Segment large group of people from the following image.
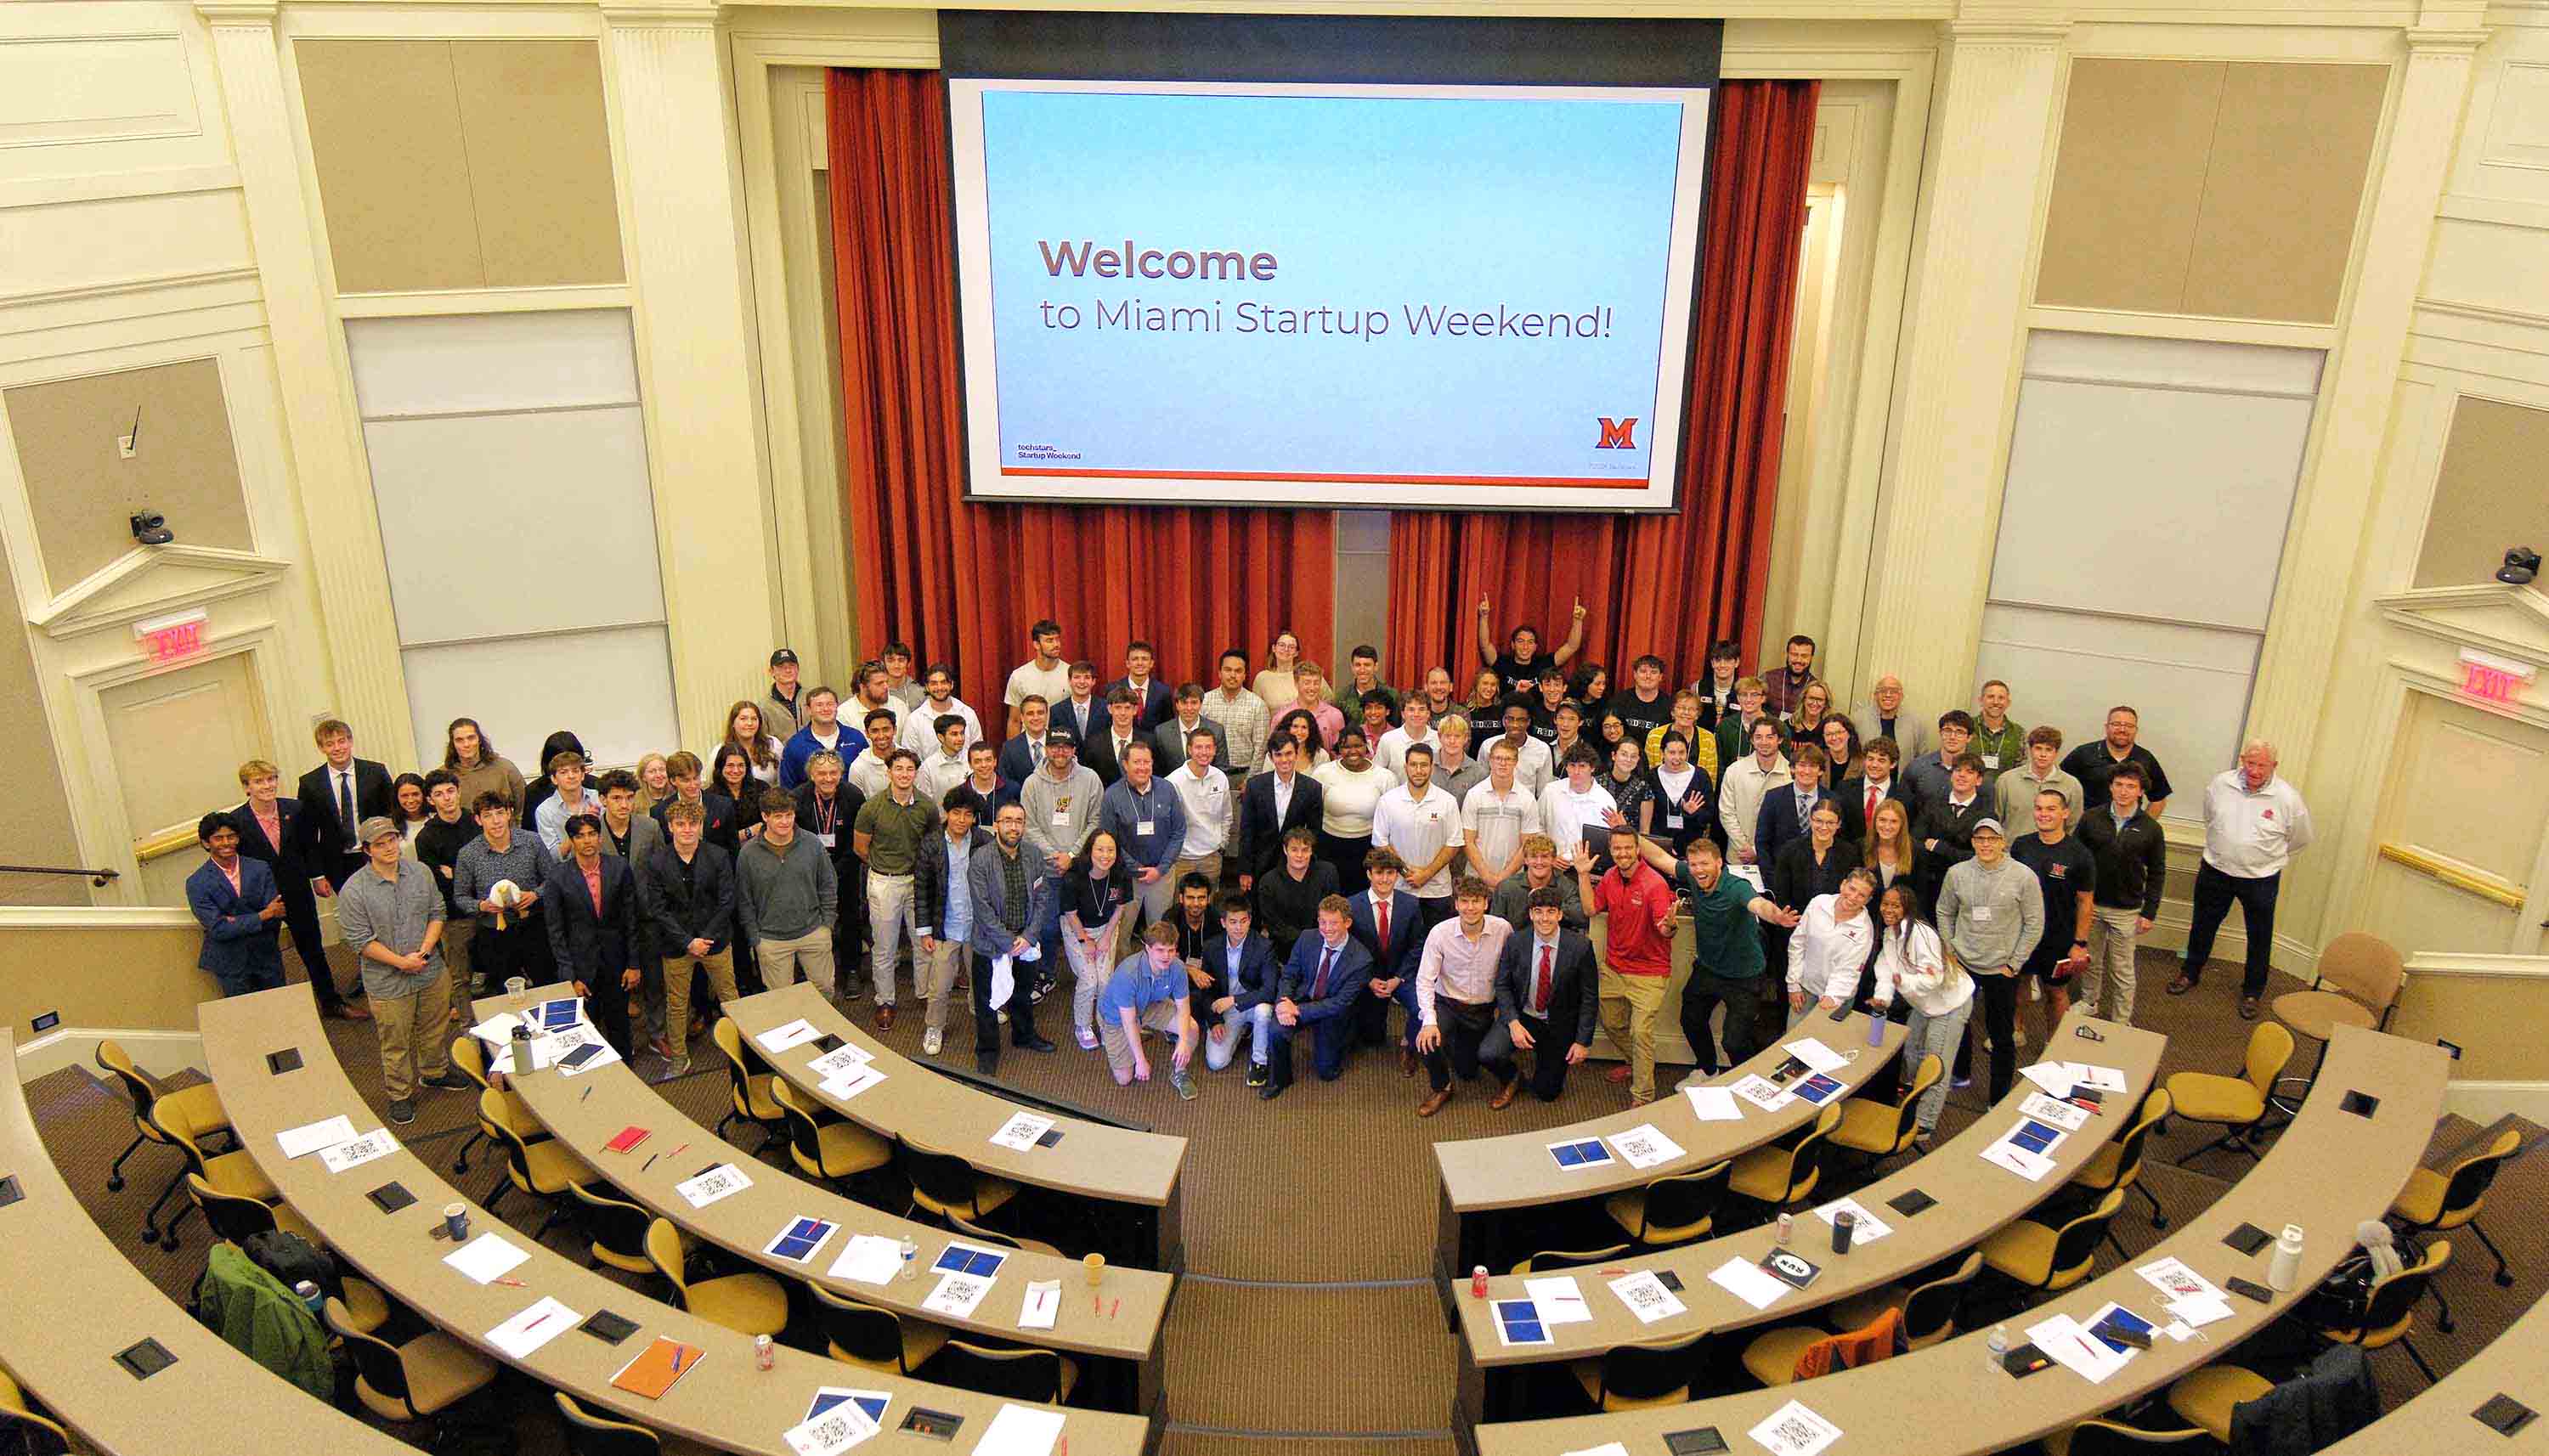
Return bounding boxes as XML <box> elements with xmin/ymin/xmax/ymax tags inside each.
<box><xmin>184</xmin><ymin>614</ymin><xmax>2315</xmax><ymax>1126</ymax></box>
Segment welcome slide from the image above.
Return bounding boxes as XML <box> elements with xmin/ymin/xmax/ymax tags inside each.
<box><xmin>948</xmin><ymin>81</ymin><xmax>1711</xmax><ymax>511</ymax></box>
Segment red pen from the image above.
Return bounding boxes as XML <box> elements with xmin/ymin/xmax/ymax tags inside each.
<box><xmin>667</xmin><ymin>1143</ymin><xmax>690</xmax><ymax>1161</ymax></box>
<box><xmin>493</xmin><ymin>1278</ymin><xmax>527</xmax><ymax>1288</ymax></box>
<box><xmin>1092</xmin><ymin>1294</ymin><xmax>1100</xmax><ymax>1315</ymax></box>
<box><xmin>1109</xmin><ymin>1297</ymin><xmax>1119</xmax><ymax>1318</ymax></box>
<box><xmin>520</xmin><ymin>1311</ymin><xmax>553</xmax><ymax>1334</ymax></box>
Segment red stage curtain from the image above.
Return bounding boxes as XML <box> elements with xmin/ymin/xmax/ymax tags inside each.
<box><xmin>827</xmin><ymin>67</ymin><xmax>1335</xmax><ymax>709</ymax></box>
<box><xmin>1384</xmin><ymin>79</ymin><xmax>1820</xmax><ymax>692</ymax></box>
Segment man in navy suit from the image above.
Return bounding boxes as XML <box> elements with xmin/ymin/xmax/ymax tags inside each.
<box><xmin>1753</xmin><ymin>745</ymin><xmax>1833</xmax><ymax>870</ymax></box>
<box><xmin>1080</xmin><ymin>688</ymin><xmax>1148</xmax><ymax>789</ymax></box>
<box><xmin>1199</xmin><ymin>894</ymin><xmax>1282</xmax><ymax>1081</ymax></box>
<box><xmin>1348</xmin><ymin>849</ymin><xmax>1426</xmax><ymax>1074</ymax></box>
<box><xmin>998</xmin><ymin>695</ymin><xmax>1054</xmax><ymax>785</ymax></box>
<box><xmin>187</xmin><ymin>812</ymin><xmax>286</xmax><ymax>996</ymax></box>
<box><xmin>1483</xmin><ymin>888</ymin><xmax>1601</xmax><ymax>1107</ymax></box>
<box><xmin>1102</xmin><ymin>641</ymin><xmax>1177</xmax><ymax>731</ymax></box>
<box><xmin>226</xmin><ymin>758</ymin><xmax>355</xmax><ymax>1018</ymax></box>
<box><xmin>1262</xmin><ymin>894</ymin><xmax>1371</xmax><ymax>1098</ymax></box>
<box><xmin>293</xmin><ymin>718</ymin><xmax>394</xmax><ymax>893</ymax></box>
<box><xmin>544</xmin><ymin>813</ymin><xmax>645</xmax><ymax>1057</ymax></box>
<box><xmin>1237</xmin><ymin>736</ymin><xmax>1323</xmax><ymax>890</ymax></box>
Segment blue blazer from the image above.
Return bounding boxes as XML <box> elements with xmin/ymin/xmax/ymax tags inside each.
<box><xmin>1347</xmin><ymin>889</ymin><xmax>1424</xmax><ymax>986</ymax></box>
<box><xmin>1754</xmin><ymin>783</ymin><xmax>1831</xmax><ymax>870</ymax></box>
<box><xmin>1278</xmin><ymin>934</ymin><xmax>1372</xmax><ymax>1023</ymax></box>
<box><xmin>189</xmin><ymin>857</ymin><xmax>284</xmax><ymax>979</ymax></box>
<box><xmin>1102</xmin><ymin>677</ymin><xmax>1176</xmax><ymax>732</ymax></box>
<box><xmin>1205</xmin><ymin>931</ymin><xmax>1282</xmax><ymax>1013</ymax></box>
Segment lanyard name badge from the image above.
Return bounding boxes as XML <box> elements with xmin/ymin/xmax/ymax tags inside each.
<box><xmin>811</xmin><ymin>795</ymin><xmax>839</xmax><ymax>849</ymax></box>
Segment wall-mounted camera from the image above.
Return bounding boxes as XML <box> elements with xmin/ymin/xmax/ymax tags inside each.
<box><xmin>2498</xmin><ymin>547</ymin><xmax>2541</xmax><ymax>588</ymax></box>
<box><xmin>129</xmin><ymin>511</ymin><xmax>173</xmax><ymax>547</ymax></box>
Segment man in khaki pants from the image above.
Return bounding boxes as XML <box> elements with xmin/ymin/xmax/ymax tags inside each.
<box><xmin>641</xmin><ymin>801</ymin><xmax>739</xmax><ymax>1077</ymax></box>
<box><xmin>336</xmin><ymin>816</ymin><xmax>466</xmax><ymax>1125</ymax></box>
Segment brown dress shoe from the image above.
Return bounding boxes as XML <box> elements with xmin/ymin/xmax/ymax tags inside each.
<box><xmin>1489</xmin><ymin>1080</ymin><xmax>1520</xmax><ymax>1111</ymax></box>
<box><xmin>1416</xmin><ymin>1087</ymin><xmax>1453</xmax><ymax>1118</ymax></box>
<box><xmin>875</xmin><ymin>1005</ymin><xmax>896</xmax><ymax>1032</ymax></box>
<box><xmin>1400</xmin><ymin>1047</ymin><xmax>1418</xmax><ymax>1077</ymax></box>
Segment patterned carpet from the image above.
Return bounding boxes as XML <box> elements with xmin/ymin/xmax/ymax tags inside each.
<box><xmin>17</xmin><ymin>940</ymin><xmax>2546</xmax><ymax>1454</ymax></box>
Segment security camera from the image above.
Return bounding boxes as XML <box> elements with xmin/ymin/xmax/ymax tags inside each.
<box><xmin>130</xmin><ymin>511</ymin><xmax>173</xmax><ymax>547</ymax></box>
<box><xmin>2500</xmin><ymin>547</ymin><xmax>2541</xmax><ymax>588</ymax></box>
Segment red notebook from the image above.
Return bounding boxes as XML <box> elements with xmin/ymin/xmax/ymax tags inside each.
<box><xmin>604</xmin><ymin>1126</ymin><xmax>650</xmax><ymax>1154</ymax></box>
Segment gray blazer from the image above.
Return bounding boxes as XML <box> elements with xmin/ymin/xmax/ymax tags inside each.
<box><xmin>597</xmin><ymin>810</ymin><xmax>666</xmax><ymax>870</ymax></box>
<box><xmin>965</xmin><ymin>838</ymin><xmax>1055</xmax><ymax>960</ymax></box>
<box><xmin>1849</xmin><ymin>700</ymin><xmax>1935</xmax><ymax>762</ymax></box>
<box><xmin>1152</xmin><ymin>713</ymin><xmax>1228</xmax><ymax>772</ymax></box>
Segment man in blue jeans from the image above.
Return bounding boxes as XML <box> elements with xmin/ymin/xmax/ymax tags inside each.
<box><xmin>1261</xmin><ymin>894</ymin><xmax>1373</xmax><ymax>1100</ymax></box>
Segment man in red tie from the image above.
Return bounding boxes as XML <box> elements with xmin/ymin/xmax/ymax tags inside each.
<box><xmin>1481</xmin><ymin>888</ymin><xmax>1599</xmax><ymax>1107</ymax></box>
<box><xmin>1263</xmin><ymin>895</ymin><xmax>1373</xmax><ymax>1100</ymax></box>
<box><xmin>1838</xmin><ymin>736</ymin><xmax>1906</xmax><ymax>844</ymax></box>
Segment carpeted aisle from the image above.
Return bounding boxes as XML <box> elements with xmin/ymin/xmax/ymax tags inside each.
<box><xmin>21</xmin><ymin>939</ymin><xmax>2549</xmax><ymax>1450</ymax></box>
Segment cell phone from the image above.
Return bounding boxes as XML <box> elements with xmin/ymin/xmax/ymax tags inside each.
<box><xmin>2074</xmin><ymin>1025</ymin><xmax>2105</xmax><ymax>1043</ymax></box>
<box><xmin>1664</xmin><ymin>1429</ymin><xmax>1730</xmax><ymax>1455</ymax></box>
<box><xmin>2224</xmin><ymin>1223</ymin><xmax>2272</xmax><ymax>1256</ymax></box>
<box><xmin>2225</xmin><ymin>1276</ymin><xmax>2274</xmax><ymax>1304</ymax></box>
<box><xmin>1828</xmin><ymin>1002</ymin><xmax>1852</xmax><ymax>1023</ymax></box>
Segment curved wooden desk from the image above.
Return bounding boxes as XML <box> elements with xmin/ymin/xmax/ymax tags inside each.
<box><xmin>1454</xmin><ymin>1012</ymin><xmax>2164</xmax><ymax>1424</ymax></box>
<box><xmin>480</xmin><ymin>990</ymin><xmax>1170</xmax><ymax>1416</ymax></box>
<box><xmin>0</xmin><ymin>1029</ymin><xmax>414</xmax><ymax>1455</ymax></box>
<box><xmin>202</xmin><ymin>987</ymin><xmax>1155</xmax><ymax>1456</ymax></box>
<box><xmin>1471</xmin><ymin>1026</ymin><xmax>2450</xmax><ymax>1456</ymax></box>
<box><xmin>2314</xmin><ymin>1292</ymin><xmax>2549</xmax><ymax>1453</ymax></box>
<box><xmin>1433</xmin><ymin>1012</ymin><xmax>1907</xmax><ymax>1289</ymax></box>
<box><xmin>726</xmin><ymin>985</ymin><xmax>1188</xmax><ymax>1270</ymax></box>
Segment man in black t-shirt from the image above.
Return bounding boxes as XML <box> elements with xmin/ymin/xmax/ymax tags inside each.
<box><xmin>2009</xmin><ymin>784</ymin><xmax>2097</xmax><ymax>1032</ymax></box>
<box><xmin>1608</xmin><ymin>654</ymin><xmax>1676</xmax><ymax>746</ymax></box>
<box><xmin>2060</xmin><ymin>704</ymin><xmax>2175</xmax><ymax>815</ymax></box>
<box><xmin>1476</xmin><ymin>596</ymin><xmax>1586</xmax><ymax>698</ymax></box>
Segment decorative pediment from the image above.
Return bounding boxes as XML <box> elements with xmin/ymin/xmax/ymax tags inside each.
<box><xmin>2373</xmin><ymin>583</ymin><xmax>2549</xmax><ymax>667</ymax></box>
<box><xmin>26</xmin><ymin>542</ymin><xmax>291</xmax><ymax>639</ymax></box>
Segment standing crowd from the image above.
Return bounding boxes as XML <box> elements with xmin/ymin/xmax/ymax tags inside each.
<box><xmin>184</xmin><ymin>611</ymin><xmax>2313</xmax><ymax>1127</ymax></box>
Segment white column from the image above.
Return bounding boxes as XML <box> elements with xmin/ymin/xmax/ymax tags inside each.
<box><xmin>1857</xmin><ymin>20</ymin><xmax>2069</xmax><ymax>706</ymax></box>
<box><xmin>196</xmin><ymin>3</ymin><xmax>416</xmax><ymax>767</ymax></box>
<box><xmin>603</xmin><ymin>2</ymin><xmax>782</xmax><ymax>747</ymax></box>
<box><xmin>2246</xmin><ymin>27</ymin><xmax>2486</xmax><ymax>765</ymax></box>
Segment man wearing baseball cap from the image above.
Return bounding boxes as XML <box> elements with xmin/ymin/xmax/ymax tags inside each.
<box><xmin>766</xmin><ymin>647</ymin><xmax>805</xmax><ymax>742</ymax></box>
<box><xmin>1935</xmin><ymin>815</ymin><xmax>2044</xmax><ymax>1104</ymax></box>
<box><xmin>336</xmin><ymin>816</ymin><xmax>469</xmax><ymax>1123</ymax></box>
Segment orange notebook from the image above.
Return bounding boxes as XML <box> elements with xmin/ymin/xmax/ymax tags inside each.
<box><xmin>609</xmin><ymin>1336</ymin><xmax>705</xmax><ymax>1399</ymax></box>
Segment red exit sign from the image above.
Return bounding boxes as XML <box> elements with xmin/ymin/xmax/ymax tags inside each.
<box><xmin>2460</xmin><ymin>648</ymin><xmax>2537</xmax><ymax>707</ymax></box>
<box><xmin>133</xmin><ymin>608</ymin><xmax>207</xmax><ymax>665</ymax></box>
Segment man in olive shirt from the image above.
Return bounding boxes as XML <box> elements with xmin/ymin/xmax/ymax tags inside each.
<box><xmin>1636</xmin><ymin>834</ymin><xmax>1796</xmax><ymax>1083</ymax></box>
<box><xmin>336</xmin><ymin>816</ymin><xmax>466</xmax><ymax>1124</ymax></box>
<box><xmin>853</xmin><ymin>748</ymin><xmax>941</xmax><ymax>1030</ymax></box>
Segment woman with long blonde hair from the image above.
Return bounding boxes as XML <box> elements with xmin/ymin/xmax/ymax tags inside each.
<box><xmin>1865</xmin><ymin>797</ymin><xmax>1919</xmax><ymax>896</ymax></box>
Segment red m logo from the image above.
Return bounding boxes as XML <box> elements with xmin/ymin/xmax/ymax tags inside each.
<box><xmin>1595</xmin><ymin>416</ymin><xmax>1638</xmax><ymax>449</ymax></box>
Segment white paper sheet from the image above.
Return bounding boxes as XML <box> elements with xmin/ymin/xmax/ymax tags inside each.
<box><xmin>828</xmin><ymin>1233</ymin><xmax>906</xmax><ymax>1285</ymax></box>
<box><xmin>972</xmin><ymin>1403</ymin><xmax>1065</xmax><ymax>1456</ymax></box>
<box><xmin>820</xmin><ymin>1064</ymin><xmax>887</xmax><ymax>1101</ymax></box>
<box><xmin>1749</xmin><ymin>1398</ymin><xmax>1843</xmax><ymax>1456</ymax></box>
<box><xmin>1562</xmin><ymin>1444</ymin><xmax>1632</xmax><ymax>1456</ymax></box>
<box><xmin>2018</xmin><ymin>1092</ymin><xmax>2091</xmax><ymax>1132</ymax></box>
<box><xmin>2018</xmin><ymin>1061</ymin><xmax>2082</xmax><ymax>1095</ymax></box>
<box><xmin>2136</xmin><ymin>1255</ymin><xmax>2225</xmax><ymax>1306</ymax></box>
<box><xmin>485</xmin><ymin>1296</ymin><xmax>579</xmax><ymax>1358</ymax></box>
<box><xmin>535</xmin><ymin>1022</ymin><xmax>621</xmax><ymax>1076</ymax></box>
<box><xmin>1708</xmin><ymin>1256</ymin><xmax>1789</xmax><ymax>1311</ymax></box>
<box><xmin>1608</xmin><ymin>1269</ymin><xmax>1687</xmax><ymax>1323</ymax></box>
<box><xmin>277</xmin><ymin>1115</ymin><xmax>358</xmax><ymax>1159</ymax></box>
<box><xmin>1731</xmin><ymin>1074</ymin><xmax>1795</xmax><ymax>1111</ymax></box>
<box><xmin>1018</xmin><ymin>1279</ymin><xmax>1061</xmax><ymax>1330</ymax></box>
<box><xmin>782</xmin><ymin>1398</ymin><xmax>879</xmax><ymax>1456</ymax></box>
<box><xmin>988</xmin><ymin>1111</ymin><xmax>1056</xmax><ymax>1152</ymax></box>
<box><xmin>1523</xmin><ymin>1276</ymin><xmax>1594</xmax><ymax>1325</ymax></box>
<box><xmin>755</xmin><ymin>1018</ymin><xmax>824</xmax><ymax>1052</ymax></box>
<box><xmin>2026</xmin><ymin>1312</ymin><xmax>2131</xmax><ymax>1383</ymax></box>
<box><xmin>467</xmin><ymin>1013</ymin><xmax>525</xmax><ymax>1049</ymax></box>
<box><xmin>806</xmin><ymin>1044</ymin><xmax>873</xmax><ymax>1080</ymax></box>
<box><xmin>1812</xmin><ymin>1196</ymin><xmax>1893</xmax><ymax>1246</ymax></box>
<box><xmin>2072</xmin><ymin>1063</ymin><xmax>2128</xmax><ymax>1092</ymax></box>
<box><xmin>1683</xmin><ymin>1085</ymin><xmax>1744</xmax><ymax>1121</ymax></box>
<box><xmin>675</xmin><ymin>1162</ymin><xmax>752</xmax><ymax>1209</ymax></box>
<box><xmin>1727</xmin><ymin>865</ymin><xmax>1766</xmax><ymax>893</ymax></box>
<box><xmin>1783</xmin><ymin>1038</ymin><xmax>1847</xmax><ymax>1075</ymax></box>
<box><xmin>922</xmin><ymin>1270</ymin><xmax>994</xmax><ymax>1318</ymax></box>
<box><xmin>1980</xmin><ymin>1141</ymin><xmax>2057</xmax><ymax>1181</ymax></box>
<box><xmin>319</xmin><ymin>1129</ymin><xmax>398</xmax><ymax>1173</ymax></box>
<box><xmin>2165</xmin><ymin>1294</ymin><xmax>2235</xmax><ymax>1329</ymax></box>
<box><xmin>1606</xmin><ymin>1123</ymin><xmax>1686</xmax><ymax>1170</ymax></box>
<box><xmin>443</xmin><ymin>1232</ymin><xmax>530</xmax><ymax>1284</ymax></box>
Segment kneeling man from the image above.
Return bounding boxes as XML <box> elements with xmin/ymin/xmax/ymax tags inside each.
<box><xmin>1482</xmin><ymin>886</ymin><xmax>1599</xmax><ymax>1107</ymax></box>
<box><xmin>1100</xmin><ymin>922</ymin><xmax>1201</xmax><ymax>1099</ymax></box>
<box><xmin>1262</xmin><ymin>894</ymin><xmax>1371</xmax><ymax>1099</ymax></box>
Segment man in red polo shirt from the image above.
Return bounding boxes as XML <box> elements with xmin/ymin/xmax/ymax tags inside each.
<box><xmin>1580</xmin><ymin>824</ymin><xmax>1679</xmax><ymax>1104</ymax></box>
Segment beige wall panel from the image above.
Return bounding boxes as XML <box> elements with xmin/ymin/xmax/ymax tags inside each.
<box><xmin>0</xmin><ymin>31</ymin><xmax>198</xmax><ymax>147</ymax></box>
<box><xmin>0</xmin><ymin>923</ymin><xmax>218</xmax><ymax>1030</ymax></box>
<box><xmin>2416</xmin><ymin>398</ymin><xmax>2549</xmax><ymax>590</ymax></box>
<box><xmin>0</xmin><ymin>189</ymin><xmax>253</xmax><ymax>298</ymax></box>
<box><xmin>2035</xmin><ymin>59</ymin><xmax>2223</xmax><ymax>313</ymax></box>
<box><xmin>296</xmin><ymin>39</ymin><xmax>483</xmax><ymax>293</ymax></box>
<box><xmin>451</xmin><ymin>42</ymin><xmax>625</xmax><ymax>287</ymax></box>
<box><xmin>2182</xmin><ymin>63</ymin><xmax>2388</xmax><ymax>324</ymax></box>
<box><xmin>0</xmin><ymin>545</ymin><xmax>78</xmax><ymax>909</ymax></box>
<box><xmin>2393</xmin><ymin>972</ymin><xmax>2549</xmax><ymax>1084</ymax></box>
<box><xmin>4</xmin><ymin>358</ymin><xmax>252</xmax><ymax>591</ymax></box>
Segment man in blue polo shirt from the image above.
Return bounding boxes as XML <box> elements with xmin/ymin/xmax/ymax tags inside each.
<box><xmin>1099</xmin><ymin>921</ymin><xmax>1200</xmax><ymax>1099</ymax></box>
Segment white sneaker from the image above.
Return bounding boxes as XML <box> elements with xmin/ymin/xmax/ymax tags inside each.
<box><xmin>922</xmin><ymin>1027</ymin><xmax>943</xmax><ymax>1056</ymax></box>
<box><xmin>1676</xmin><ymin>1070</ymin><xmax>1709</xmax><ymax>1092</ymax></box>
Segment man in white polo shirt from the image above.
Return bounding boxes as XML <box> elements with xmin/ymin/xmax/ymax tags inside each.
<box><xmin>1167</xmin><ymin>728</ymin><xmax>1232</xmax><ymax>890</ymax></box>
<box><xmin>1372</xmin><ymin>743</ymin><xmax>1467</xmax><ymax>933</ymax></box>
<box><xmin>2168</xmin><ymin>740</ymin><xmax>2314</xmax><ymax>1020</ymax></box>
<box><xmin>1461</xmin><ymin>740</ymin><xmax>1543</xmax><ymax>891</ymax></box>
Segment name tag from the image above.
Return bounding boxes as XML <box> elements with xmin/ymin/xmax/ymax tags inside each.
<box><xmin>1973</xmin><ymin>906</ymin><xmax>1994</xmax><ymax>923</ymax></box>
<box><xmin>1666</xmin><ymin>814</ymin><xmax>1686</xmax><ymax>829</ymax></box>
<box><xmin>1136</xmin><ymin>821</ymin><xmax>1155</xmax><ymax>836</ymax></box>
<box><xmin>816</xmin><ymin>832</ymin><xmax>836</xmax><ymax>849</ymax></box>
<box><xmin>1982</xmin><ymin>754</ymin><xmax>2002</xmax><ymax>770</ymax></box>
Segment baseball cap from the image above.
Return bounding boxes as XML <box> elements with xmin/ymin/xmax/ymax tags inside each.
<box><xmin>356</xmin><ymin>815</ymin><xmax>400</xmax><ymax>845</ymax></box>
<box><xmin>1045</xmin><ymin>729</ymin><xmax>1079</xmax><ymax>747</ymax></box>
<box><xmin>770</xmin><ymin>648</ymin><xmax>799</xmax><ymax>667</ymax></box>
<box><xmin>1971</xmin><ymin>816</ymin><xmax>2006</xmax><ymax>837</ymax></box>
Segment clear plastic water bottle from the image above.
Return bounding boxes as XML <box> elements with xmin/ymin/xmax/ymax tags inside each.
<box><xmin>1986</xmin><ymin>1323</ymin><xmax>2009</xmax><ymax>1369</ymax></box>
<box><xmin>899</xmin><ymin>1235</ymin><xmax>918</xmax><ymax>1281</ymax></box>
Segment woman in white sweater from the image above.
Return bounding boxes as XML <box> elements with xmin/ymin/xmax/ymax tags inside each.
<box><xmin>1869</xmin><ymin>883</ymin><xmax>1970</xmax><ymax>1148</ymax></box>
<box><xmin>1785</xmin><ymin>867</ymin><xmax>1879</xmax><ymax>1027</ymax></box>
